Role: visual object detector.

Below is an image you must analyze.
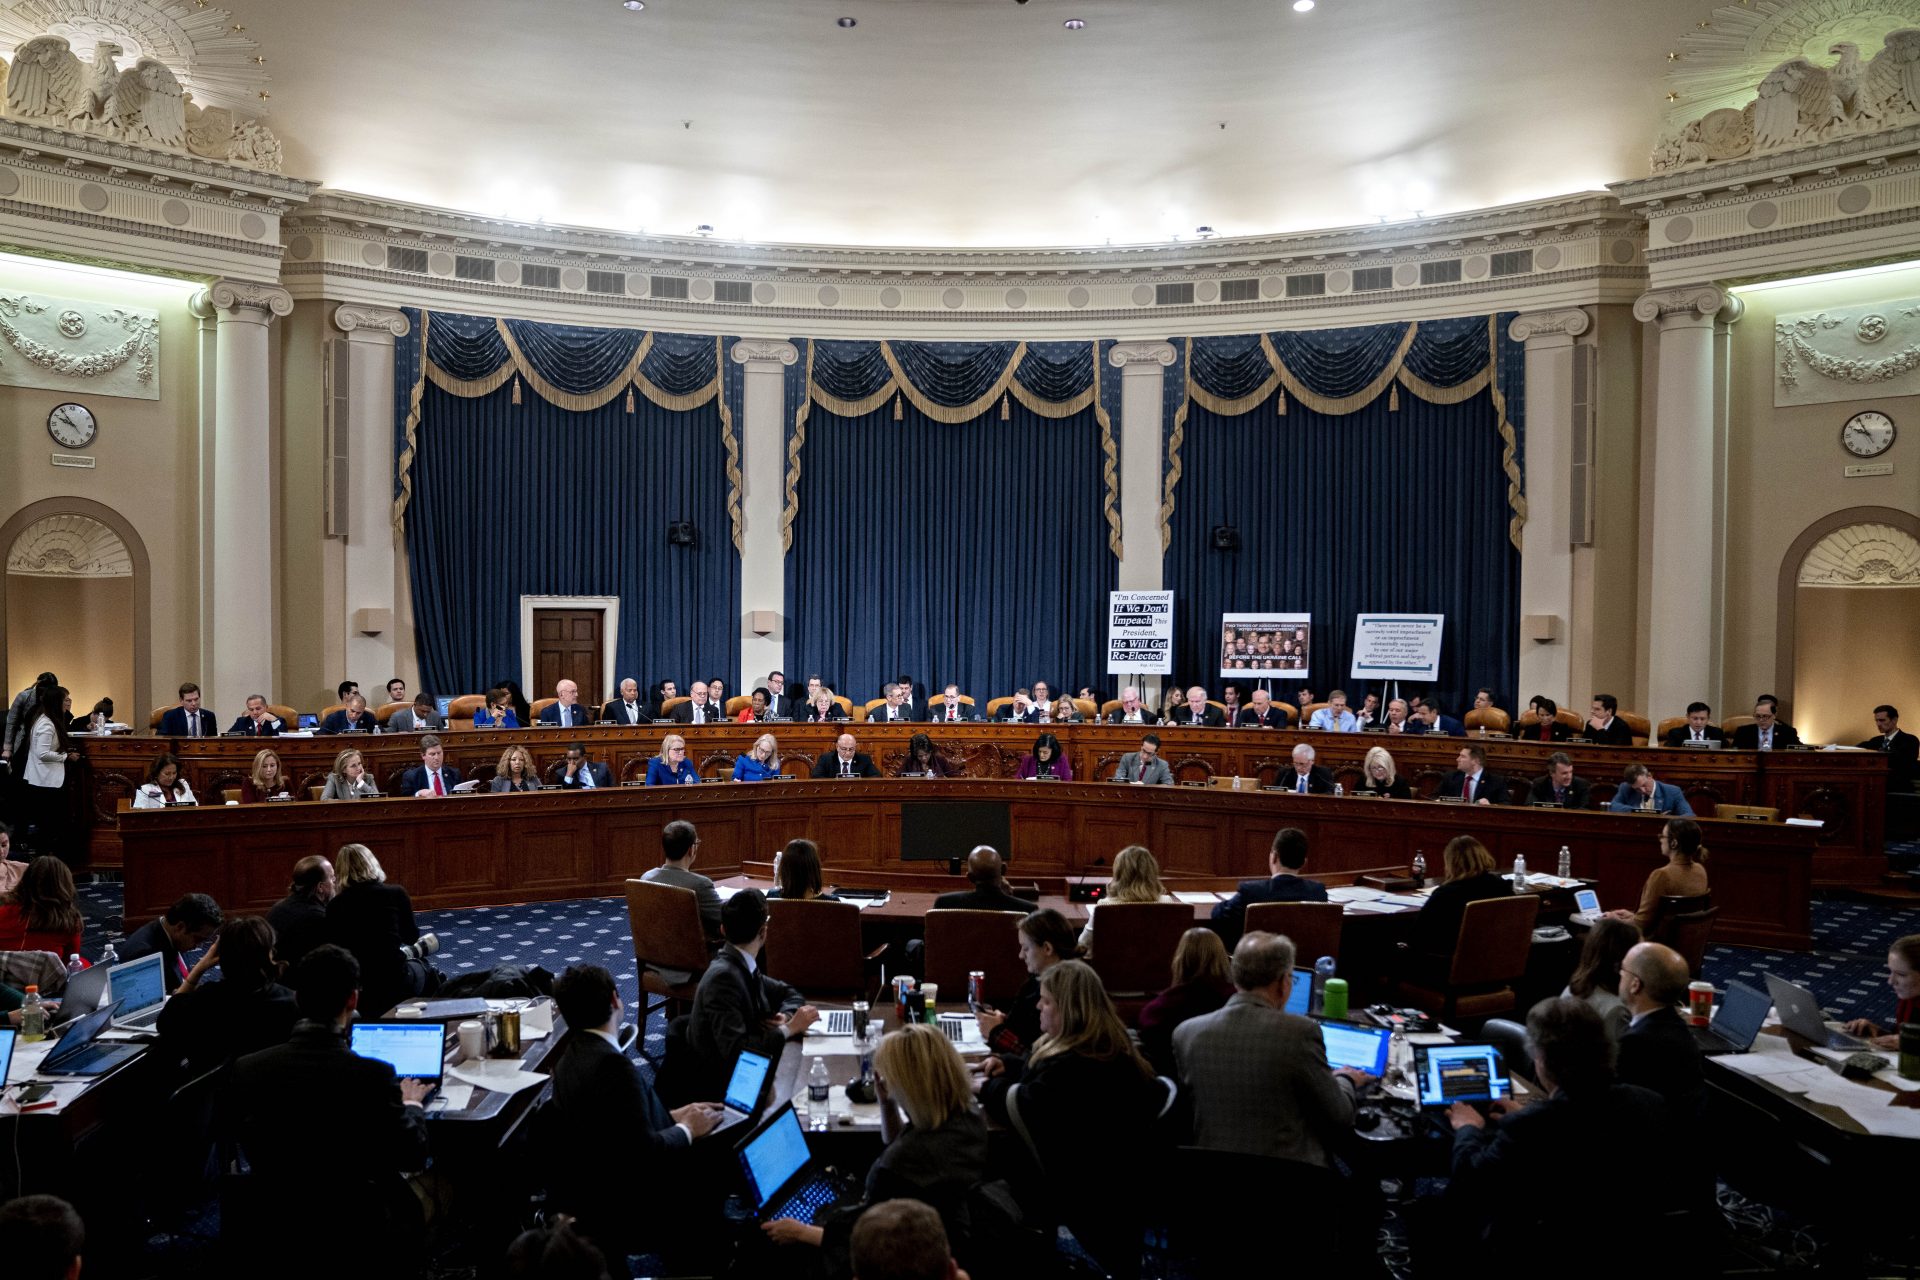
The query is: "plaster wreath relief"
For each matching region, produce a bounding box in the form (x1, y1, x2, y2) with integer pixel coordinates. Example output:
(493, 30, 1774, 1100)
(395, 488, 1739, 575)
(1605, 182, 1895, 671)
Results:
(1773, 298, 1920, 405)
(0, 292, 160, 399)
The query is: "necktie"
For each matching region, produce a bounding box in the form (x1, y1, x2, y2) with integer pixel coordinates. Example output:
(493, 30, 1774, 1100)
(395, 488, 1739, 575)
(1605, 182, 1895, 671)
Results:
(948, 705, 956, 721)
(841, 759, 851, 778)
(1762, 728, 1771, 750)
(189, 713, 198, 738)
(1693, 731, 1701, 742)
(432, 770, 445, 796)
(581, 766, 594, 789)
(1297, 774, 1307, 794)
(1463, 775, 1474, 801)
(1557, 788, 1567, 805)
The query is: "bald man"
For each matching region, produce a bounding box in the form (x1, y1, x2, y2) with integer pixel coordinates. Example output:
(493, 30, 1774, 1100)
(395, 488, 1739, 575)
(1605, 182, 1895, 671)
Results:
(810, 733, 879, 779)
(1615, 942, 1703, 1113)
(1166, 686, 1225, 727)
(538, 679, 590, 728)
(933, 845, 1037, 913)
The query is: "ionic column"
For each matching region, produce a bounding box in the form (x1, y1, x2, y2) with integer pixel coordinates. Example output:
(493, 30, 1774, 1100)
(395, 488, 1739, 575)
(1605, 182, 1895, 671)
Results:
(731, 339, 801, 686)
(1633, 284, 1742, 721)
(332, 304, 413, 691)
(1108, 341, 1177, 593)
(1508, 308, 1592, 706)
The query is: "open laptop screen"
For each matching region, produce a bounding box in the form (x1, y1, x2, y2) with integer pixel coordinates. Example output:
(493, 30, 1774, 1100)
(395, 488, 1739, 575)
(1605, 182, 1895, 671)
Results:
(1321, 1023, 1392, 1075)
(1711, 981, 1771, 1049)
(349, 1023, 447, 1081)
(1284, 968, 1313, 1017)
(1412, 1043, 1512, 1105)
(726, 1050, 772, 1114)
(0, 1028, 14, 1082)
(740, 1105, 811, 1210)
(109, 953, 166, 1018)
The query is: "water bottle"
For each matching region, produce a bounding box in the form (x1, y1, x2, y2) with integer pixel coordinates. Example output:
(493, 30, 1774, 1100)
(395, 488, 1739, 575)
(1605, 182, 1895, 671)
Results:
(1385, 1025, 1411, 1090)
(1312, 956, 1336, 1014)
(19, 985, 45, 1042)
(806, 1057, 831, 1131)
(1411, 850, 1427, 884)
(1333, 782, 1344, 797)
(1513, 851, 1528, 883)
(98, 940, 119, 970)
(1556, 845, 1572, 880)
(65, 954, 85, 977)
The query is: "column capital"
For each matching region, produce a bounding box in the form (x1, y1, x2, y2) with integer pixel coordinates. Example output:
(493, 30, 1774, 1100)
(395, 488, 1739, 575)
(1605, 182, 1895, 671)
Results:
(332, 303, 412, 339)
(1508, 307, 1591, 344)
(1108, 340, 1176, 370)
(1632, 284, 1743, 327)
(194, 279, 294, 324)
(729, 338, 800, 367)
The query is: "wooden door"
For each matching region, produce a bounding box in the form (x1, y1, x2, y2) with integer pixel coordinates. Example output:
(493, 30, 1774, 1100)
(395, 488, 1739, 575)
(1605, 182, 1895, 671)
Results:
(532, 609, 604, 707)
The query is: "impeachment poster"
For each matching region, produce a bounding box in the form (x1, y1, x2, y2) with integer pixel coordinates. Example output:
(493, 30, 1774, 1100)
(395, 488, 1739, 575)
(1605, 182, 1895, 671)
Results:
(1108, 592, 1174, 674)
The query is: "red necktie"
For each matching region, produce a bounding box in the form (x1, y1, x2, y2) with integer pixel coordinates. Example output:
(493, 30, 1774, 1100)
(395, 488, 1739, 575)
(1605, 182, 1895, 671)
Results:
(1463, 775, 1474, 801)
(432, 770, 445, 796)
(948, 705, 955, 721)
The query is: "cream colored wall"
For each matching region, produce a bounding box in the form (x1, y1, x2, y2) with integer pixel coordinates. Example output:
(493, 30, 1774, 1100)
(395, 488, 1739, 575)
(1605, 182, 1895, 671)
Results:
(1793, 585, 1920, 745)
(6, 574, 134, 716)
(0, 255, 204, 718)
(1725, 264, 1920, 727)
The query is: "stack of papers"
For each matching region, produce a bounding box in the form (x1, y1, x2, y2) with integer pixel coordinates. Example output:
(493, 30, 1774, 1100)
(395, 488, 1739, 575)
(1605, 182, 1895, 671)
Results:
(1343, 900, 1404, 914)
(1328, 886, 1382, 904)
(1173, 891, 1224, 905)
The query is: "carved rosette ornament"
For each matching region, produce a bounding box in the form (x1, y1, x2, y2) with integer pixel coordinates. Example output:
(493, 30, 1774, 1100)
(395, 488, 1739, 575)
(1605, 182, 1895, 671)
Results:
(332, 303, 412, 338)
(729, 338, 800, 366)
(1772, 297, 1920, 404)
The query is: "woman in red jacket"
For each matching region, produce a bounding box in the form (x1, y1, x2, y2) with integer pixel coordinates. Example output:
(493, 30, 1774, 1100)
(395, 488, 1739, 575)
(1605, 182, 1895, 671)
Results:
(0, 855, 85, 960)
(1844, 933, 1920, 1050)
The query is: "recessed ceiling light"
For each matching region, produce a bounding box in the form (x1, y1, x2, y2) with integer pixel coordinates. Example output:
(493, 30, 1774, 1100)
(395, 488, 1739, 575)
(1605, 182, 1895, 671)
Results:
(837, 15, 856, 26)
(1063, 17, 1085, 28)
(622, 1, 644, 10)
(1293, 0, 1314, 10)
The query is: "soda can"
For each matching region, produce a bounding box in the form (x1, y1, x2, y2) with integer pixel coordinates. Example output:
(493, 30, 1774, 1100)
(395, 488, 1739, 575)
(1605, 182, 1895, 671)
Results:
(968, 970, 986, 1010)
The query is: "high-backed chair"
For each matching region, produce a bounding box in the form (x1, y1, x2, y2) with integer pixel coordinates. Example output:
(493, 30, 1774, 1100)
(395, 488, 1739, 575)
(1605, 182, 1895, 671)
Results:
(1464, 707, 1511, 734)
(1654, 902, 1718, 978)
(307, 785, 326, 801)
(267, 703, 300, 725)
(924, 909, 1025, 1007)
(927, 693, 976, 719)
(1098, 699, 1123, 721)
(623, 878, 713, 1058)
(764, 898, 884, 998)
(831, 695, 854, 719)
(1244, 901, 1344, 965)
(658, 696, 690, 719)
(1654, 716, 1686, 743)
(859, 698, 886, 722)
(446, 694, 487, 726)
(1086, 902, 1193, 1013)
(1721, 714, 1757, 737)
(373, 701, 407, 725)
(149, 705, 174, 730)
(984, 696, 1016, 721)
(723, 695, 753, 718)
(1071, 698, 1096, 721)
(1299, 701, 1329, 726)
(317, 702, 347, 724)
(1620, 712, 1651, 746)
(1391, 895, 1540, 1025)
(528, 697, 559, 722)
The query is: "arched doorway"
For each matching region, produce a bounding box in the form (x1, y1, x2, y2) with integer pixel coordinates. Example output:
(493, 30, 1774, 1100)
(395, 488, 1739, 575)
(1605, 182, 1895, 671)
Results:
(1778, 509, 1920, 746)
(0, 498, 152, 722)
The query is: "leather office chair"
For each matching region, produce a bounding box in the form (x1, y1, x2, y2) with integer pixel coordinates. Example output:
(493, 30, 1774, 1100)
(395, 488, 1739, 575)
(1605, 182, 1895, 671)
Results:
(1244, 900, 1344, 964)
(1555, 709, 1585, 734)
(764, 897, 885, 998)
(658, 696, 690, 719)
(373, 701, 408, 725)
(926, 693, 976, 720)
(832, 695, 854, 719)
(446, 694, 487, 726)
(984, 696, 1017, 721)
(1086, 901, 1193, 1018)
(317, 702, 346, 722)
(529, 697, 560, 721)
(1299, 701, 1330, 726)
(1464, 707, 1511, 734)
(723, 694, 753, 717)
(859, 698, 886, 722)
(149, 704, 174, 730)
(268, 703, 300, 724)
(1654, 715, 1687, 743)
(1659, 905, 1718, 978)
(1721, 714, 1757, 737)
(924, 909, 1025, 1007)
(1620, 712, 1652, 746)
(623, 878, 713, 1061)
(307, 785, 326, 801)
(1392, 894, 1540, 1025)
(1072, 697, 1097, 721)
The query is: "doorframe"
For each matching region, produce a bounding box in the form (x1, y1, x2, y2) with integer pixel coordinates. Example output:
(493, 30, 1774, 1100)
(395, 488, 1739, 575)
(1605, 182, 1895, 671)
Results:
(1, 496, 152, 719)
(520, 595, 619, 706)
(1774, 505, 1920, 716)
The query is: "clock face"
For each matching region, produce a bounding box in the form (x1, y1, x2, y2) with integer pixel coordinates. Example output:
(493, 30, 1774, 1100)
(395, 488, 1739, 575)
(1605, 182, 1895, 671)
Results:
(1842, 410, 1895, 458)
(47, 402, 96, 450)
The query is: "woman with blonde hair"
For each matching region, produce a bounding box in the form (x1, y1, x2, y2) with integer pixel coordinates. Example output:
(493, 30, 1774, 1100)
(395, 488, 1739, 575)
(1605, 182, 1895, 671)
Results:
(240, 749, 291, 803)
(491, 744, 540, 792)
(1412, 834, 1514, 968)
(1077, 844, 1172, 955)
(731, 732, 781, 782)
(1353, 745, 1412, 799)
(1137, 927, 1234, 1074)
(647, 733, 700, 785)
(325, 842, 438, 1014)
(320, 748, 379, 800)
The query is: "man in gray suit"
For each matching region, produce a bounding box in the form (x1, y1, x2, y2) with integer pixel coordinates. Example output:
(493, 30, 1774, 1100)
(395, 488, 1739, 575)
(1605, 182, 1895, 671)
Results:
(1112, 733, 1174, 785)
(387, 694, 445, 733)
(640, 820, 723, 981)
(1173, 931, 1367, 1166)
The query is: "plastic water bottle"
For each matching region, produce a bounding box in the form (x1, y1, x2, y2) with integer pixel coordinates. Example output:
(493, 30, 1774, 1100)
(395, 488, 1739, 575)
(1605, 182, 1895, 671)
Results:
(1385, 1025, 1411, 1090)
(65, 954, 85, 977)
(806, 1057, 831, 1131)
(19, 985, 45, 1042)
(1333, 782, 1344, 797)
(1411, 850, 1427, 884)
(1513, 851, 1528, 883)
(98, 940, 119, 970)
(1557, 845, 1572, 880)
(1312, 956, 1336, 1014)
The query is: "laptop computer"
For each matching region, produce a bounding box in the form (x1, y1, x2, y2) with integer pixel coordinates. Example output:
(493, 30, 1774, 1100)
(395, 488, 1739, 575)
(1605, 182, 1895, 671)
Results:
(107, 952, 168, 1031)
(1320, 1022, 1392, 1075)
(1570, 888, 1605, 928)
(1411, 1042, 1513, 1108)
(55, 961, 111, 1024)
(349, 1022, 448, 1101)
(1764, 974, 1868, 1051)
(1692, 980, 1772, 1055)
(0, 1027, 14, 1087)
(39, 1002, 144, 1077)
(298, 713, 321, 730)
(816, 1009, 856, 1037)
(707, 1050, 773, 1138)
(1285, 967, 1313, 1017)
(736, 1102, 846, 1225)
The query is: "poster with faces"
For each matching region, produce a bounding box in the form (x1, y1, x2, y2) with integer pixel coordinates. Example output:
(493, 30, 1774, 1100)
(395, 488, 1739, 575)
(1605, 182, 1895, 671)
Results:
(1220, 613, 1310, 678)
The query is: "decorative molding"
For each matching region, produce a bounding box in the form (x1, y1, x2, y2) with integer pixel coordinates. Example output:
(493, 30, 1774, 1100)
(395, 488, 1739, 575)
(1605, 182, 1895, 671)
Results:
(203, 278, 291, 319)
(1774, 296, 1920, 404)
(1632, 284, 1744, 325)
(728, 338, 798, 366)
(0, 289, 158, 398)
(5, 513, 131, 577)
(1108, 340, 1177, 368)
(1508, 307, 1592, 342)
(1797, 521, 1920, 587)
(331, 303, 411, 337)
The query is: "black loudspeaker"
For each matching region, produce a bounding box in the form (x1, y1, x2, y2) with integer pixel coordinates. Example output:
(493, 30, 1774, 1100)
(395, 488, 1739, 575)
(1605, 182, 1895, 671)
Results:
(666, 520, 697, 546)
(1210, 524, 1241, 551)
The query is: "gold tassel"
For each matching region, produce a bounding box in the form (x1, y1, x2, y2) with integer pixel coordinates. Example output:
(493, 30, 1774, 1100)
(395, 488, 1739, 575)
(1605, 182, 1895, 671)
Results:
(512, 375, 522, 406)
(1275, 388, 1286, 416)
(1389, 383, 1400, 412)
(1000, 393, 1010, 421)
(625, 385, 636, 414)
(893, 392, 903, 421)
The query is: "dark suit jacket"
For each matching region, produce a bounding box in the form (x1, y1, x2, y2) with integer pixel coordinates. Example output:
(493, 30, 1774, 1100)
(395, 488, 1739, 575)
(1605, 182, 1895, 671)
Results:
(230, 1020, 429, 1185)
(159, 706, 218, 737)
(999, 705, 1040, 723)
(1211, 873, 1330, 944)
(1860, 728, 1919, 791)
(156, 978, 299, 1078)
(1414, 872, 1514, 959)
(1527, 775, 1592, 809)
(1106, 707, 1160, 725)
(1237, 706, 1288, 729)
(1732, 721, 1802, 750)
(1272, 765, 1335, 795)
(929, 701, 981, 723)
(601, 698, 650, 726)
(868, 703, 917, 725)
(539, 702, 595, 728)
(1438, 769, 1508, 805)
(1520, 719, 1572, 744)
(685, 945, 803, 1089)
(762, 691, 800, 720)
(320, 709, 379, 734)
(1662, 725, 1726, 747)
(398, 763, 462, 796)
(557, 761, 613, 789)
(1582, 717, 1636, 746)
(1408, 715, 1466, 737)
(326, 880, 423, 1016)
(812, 751, 879, 778)
(546, 1029, 691, 1247)
(266, 894, 331, 975)
(1166, 705, 1226, 727)
(804, 703, 850, 723)
(669, 700, 724, 726)
(1615, 1005, 1704, 1114)
(932, 884, 1037, 913)
(1352, 776, 1413, 799)
(227, 714, 283, 737)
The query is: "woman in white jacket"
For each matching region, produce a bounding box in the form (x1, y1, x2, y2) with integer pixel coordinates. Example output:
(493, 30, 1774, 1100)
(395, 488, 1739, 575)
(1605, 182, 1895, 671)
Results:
(22, 684, 79, 860)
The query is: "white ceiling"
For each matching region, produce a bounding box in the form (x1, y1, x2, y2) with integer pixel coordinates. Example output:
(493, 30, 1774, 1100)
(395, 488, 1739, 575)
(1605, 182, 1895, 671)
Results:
(242, 0, 1720, 247)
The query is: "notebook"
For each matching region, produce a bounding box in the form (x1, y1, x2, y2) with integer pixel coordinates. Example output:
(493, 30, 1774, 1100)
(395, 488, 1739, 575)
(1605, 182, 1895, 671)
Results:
(39, 1002, 144, 1077)
(737, 1103, 845, 1225)
(1692, 980, 1771, 1055)
(1411, 1042, 1513, 1107)
(107, 952, 168, 1030)
(56, 961, 111, 1023)
(708, 1050, 773, 1138)
(349, 1022, 448, 1100)
(1320, 1022, 1392, 1075)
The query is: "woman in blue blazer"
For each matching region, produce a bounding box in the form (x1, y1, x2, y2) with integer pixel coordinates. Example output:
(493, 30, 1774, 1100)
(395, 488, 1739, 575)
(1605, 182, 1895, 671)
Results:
(732, 733, 782, 782)
(646, 734, 701, 785)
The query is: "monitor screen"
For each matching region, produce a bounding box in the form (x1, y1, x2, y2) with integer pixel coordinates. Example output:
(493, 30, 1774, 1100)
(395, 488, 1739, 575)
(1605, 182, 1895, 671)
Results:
(434, 696, 453, 717)
(0, 1028, 15, 1082)
(899, 801, 1012, 864)
(726, 1050, 772, 1114)
(1284, 967, 1313, 1017)
(349, 1023, 447, 1081)
(1412, 1043, 1512, 1105)
(298, 713, 320, 729)
(739, 1105, 811, 1208)
(109, 953, 166, 1015)
(1320, 1023, 1392, 1075)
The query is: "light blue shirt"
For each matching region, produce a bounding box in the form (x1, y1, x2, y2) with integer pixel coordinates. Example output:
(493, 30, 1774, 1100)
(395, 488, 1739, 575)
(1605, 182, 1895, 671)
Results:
(1308, 708, 1358, 732)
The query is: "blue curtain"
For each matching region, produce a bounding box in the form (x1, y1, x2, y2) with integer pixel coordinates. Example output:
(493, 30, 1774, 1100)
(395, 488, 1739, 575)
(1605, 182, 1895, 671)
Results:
(785, 399, 1116, 703)
(404, 381, 739, 698)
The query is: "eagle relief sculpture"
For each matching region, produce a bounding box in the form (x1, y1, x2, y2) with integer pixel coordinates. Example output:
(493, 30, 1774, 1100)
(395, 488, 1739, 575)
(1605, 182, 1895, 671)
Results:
(0, 33, 282, 173)
(1652, 31, 1920, 173)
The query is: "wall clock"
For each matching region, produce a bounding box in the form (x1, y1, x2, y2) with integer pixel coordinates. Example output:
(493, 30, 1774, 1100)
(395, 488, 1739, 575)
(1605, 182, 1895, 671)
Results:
(47, 402, 97, 450)
(1841, 410, 1894, 458)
